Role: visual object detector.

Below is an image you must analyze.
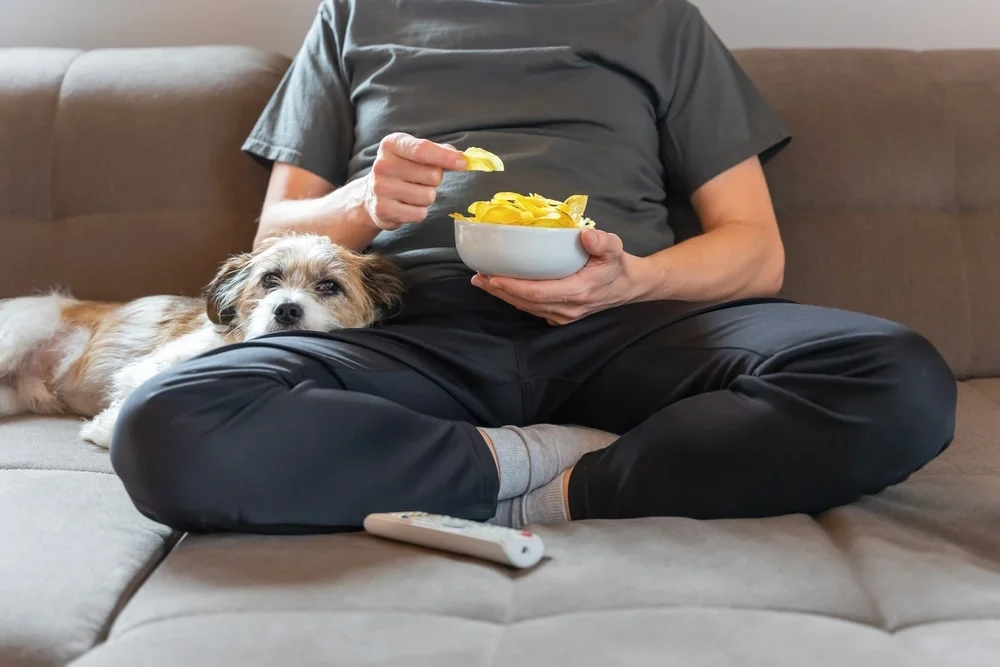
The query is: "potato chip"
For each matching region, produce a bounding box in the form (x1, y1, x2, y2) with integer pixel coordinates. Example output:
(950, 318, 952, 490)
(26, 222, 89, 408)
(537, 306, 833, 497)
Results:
(450, 191, 597, 229)
(462, 147, 505, 172)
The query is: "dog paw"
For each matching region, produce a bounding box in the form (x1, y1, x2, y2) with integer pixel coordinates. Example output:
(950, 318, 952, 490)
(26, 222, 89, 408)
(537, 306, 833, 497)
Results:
(80, 411, 116, 449)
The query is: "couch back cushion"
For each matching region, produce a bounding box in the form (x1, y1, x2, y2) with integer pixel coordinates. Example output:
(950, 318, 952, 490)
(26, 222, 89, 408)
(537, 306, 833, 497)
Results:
(1, 47, 997, 379)
(737, 49, 1000, 379)
(0, 46, 290, 303)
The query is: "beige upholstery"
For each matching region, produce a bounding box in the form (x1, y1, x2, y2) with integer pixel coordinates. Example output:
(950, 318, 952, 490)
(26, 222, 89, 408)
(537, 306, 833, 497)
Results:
(0, 46, 287, 302)
(0, 45, 998, 666)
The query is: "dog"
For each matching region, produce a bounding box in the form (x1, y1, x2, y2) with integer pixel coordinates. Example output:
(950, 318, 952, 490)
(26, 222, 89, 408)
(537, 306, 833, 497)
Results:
(0, 233, 403, 448)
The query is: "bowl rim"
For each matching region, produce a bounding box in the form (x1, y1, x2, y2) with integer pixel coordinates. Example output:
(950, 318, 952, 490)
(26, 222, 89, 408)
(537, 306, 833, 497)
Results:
(453, 218, 588, 235)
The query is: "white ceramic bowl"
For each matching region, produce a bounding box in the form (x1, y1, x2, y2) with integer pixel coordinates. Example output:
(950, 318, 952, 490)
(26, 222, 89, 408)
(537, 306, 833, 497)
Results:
(454, 218, 590, 280)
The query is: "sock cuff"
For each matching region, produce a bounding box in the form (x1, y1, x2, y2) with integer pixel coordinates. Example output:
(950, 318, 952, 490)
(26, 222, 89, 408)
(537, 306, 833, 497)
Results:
(481, 426, 530, 500)
(524, 472, 570, 525)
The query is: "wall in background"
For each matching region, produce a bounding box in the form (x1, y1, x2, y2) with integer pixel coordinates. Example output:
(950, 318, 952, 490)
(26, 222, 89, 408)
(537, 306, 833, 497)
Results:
(695, 0, 1000, 49)
(1, 0, 999, 55)
(0, 0, 318, 55)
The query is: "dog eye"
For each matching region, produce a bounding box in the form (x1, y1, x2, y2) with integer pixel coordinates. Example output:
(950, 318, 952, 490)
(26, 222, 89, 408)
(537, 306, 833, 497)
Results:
(316, 280, 342, 295)
(261, 272, 281, 289)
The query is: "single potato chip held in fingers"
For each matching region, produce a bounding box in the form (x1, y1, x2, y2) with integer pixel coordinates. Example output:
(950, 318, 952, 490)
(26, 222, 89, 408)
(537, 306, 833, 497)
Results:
(462, 147, 505, 172)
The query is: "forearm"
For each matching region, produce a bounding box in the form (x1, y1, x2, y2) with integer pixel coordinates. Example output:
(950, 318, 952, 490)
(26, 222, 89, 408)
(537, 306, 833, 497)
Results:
(628, 222, 785, 304)
(254, 178, 380, 252)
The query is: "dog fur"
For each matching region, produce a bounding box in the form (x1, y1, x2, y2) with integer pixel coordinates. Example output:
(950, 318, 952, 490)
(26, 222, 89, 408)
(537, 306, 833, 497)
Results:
(0, 233, 403, 448)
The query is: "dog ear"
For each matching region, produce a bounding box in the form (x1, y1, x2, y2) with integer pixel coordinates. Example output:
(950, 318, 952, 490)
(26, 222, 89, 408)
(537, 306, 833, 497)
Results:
(359, 254, 404, 320)
(203, 252, 252, 326)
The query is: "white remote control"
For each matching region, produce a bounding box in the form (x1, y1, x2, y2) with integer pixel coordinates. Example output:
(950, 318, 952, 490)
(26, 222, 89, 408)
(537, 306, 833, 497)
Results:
(363, 511, 545, 569)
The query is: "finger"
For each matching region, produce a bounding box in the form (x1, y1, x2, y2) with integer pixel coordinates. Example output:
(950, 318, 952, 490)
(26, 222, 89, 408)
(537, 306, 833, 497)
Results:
(381, 132, 466, 170)
(473, 277, 578, 320)
(581, 229, 625, 258)
(487, 274, 588, 305)
(372, 177, 438, 208)
(370, 198, 429, 228)
(474, 277, 548, 314)
(373, 152, 445, 187)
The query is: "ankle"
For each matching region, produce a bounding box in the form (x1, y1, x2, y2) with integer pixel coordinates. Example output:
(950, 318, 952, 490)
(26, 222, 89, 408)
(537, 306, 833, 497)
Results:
(477, 428, 500, 475)
(562, 466, 574, 521)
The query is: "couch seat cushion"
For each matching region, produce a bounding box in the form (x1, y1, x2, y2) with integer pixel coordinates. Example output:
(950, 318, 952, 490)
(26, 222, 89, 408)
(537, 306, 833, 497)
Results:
(1, 415, 113, 474)
(66, 380, 1000, 666)
(0, 416, 176, 667)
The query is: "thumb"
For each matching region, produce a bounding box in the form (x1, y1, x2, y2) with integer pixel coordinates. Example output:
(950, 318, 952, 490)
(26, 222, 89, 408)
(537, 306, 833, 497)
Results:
(581, 229, 624, 258)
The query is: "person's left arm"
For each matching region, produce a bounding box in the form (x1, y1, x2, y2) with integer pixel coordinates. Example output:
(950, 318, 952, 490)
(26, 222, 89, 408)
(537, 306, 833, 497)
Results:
(474, 154, 785, 325)
(475, 5, 790, 325)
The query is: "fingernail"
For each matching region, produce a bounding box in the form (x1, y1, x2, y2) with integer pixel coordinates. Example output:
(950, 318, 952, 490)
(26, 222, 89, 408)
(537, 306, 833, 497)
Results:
(454, 156, 467, 170)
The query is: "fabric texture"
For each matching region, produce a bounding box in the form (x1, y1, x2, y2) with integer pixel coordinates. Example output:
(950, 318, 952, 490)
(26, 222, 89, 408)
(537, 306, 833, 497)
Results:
(0, 46, 289, 302)
(0, 416, 114, 474)
(0, 470, 174, 667)
(241, 0, 790, 284)
(0, 43, 999, 667)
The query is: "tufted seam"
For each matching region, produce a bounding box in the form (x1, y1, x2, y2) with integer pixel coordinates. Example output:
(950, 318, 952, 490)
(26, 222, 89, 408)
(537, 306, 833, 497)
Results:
(932, 52, 978, 380)
(48, 50, 84, 223)
(965, 380, 1000, 409)
(0, 465, 114, 475)
(92, 530, 184, 648)
(109, 602, 897, 642)
(106, 605, 1000, 645)
(815, 513, 890, 630)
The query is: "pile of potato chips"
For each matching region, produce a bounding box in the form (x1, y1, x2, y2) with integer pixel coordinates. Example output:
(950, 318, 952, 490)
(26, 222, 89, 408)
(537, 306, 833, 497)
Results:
(450, 192, 597, 229)
(453, 147, 597, 229)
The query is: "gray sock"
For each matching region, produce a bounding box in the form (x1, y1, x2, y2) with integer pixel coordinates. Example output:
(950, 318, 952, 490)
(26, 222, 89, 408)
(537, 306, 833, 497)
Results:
(491, 472, 569, 529)
(481, 424, 616, 501)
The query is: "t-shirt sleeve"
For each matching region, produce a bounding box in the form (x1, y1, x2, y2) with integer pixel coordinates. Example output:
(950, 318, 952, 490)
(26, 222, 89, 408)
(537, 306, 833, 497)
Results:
(658, 7, 792, 197)
(241, 1, 354, 187)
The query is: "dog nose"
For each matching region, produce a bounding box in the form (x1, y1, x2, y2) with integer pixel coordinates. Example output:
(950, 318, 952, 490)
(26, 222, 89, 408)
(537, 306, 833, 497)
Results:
(273, 302, 303, 325)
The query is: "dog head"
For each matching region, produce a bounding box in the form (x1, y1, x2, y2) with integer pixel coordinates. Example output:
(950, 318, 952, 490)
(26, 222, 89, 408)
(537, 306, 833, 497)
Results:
(203, 234, 403, 339)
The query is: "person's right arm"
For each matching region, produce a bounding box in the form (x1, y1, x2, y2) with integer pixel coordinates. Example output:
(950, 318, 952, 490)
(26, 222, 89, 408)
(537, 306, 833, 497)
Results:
(254, 133, 468, 252)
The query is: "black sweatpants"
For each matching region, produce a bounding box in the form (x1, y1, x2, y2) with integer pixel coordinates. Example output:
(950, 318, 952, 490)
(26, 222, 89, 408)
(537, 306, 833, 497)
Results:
(110, 278, 957, 534)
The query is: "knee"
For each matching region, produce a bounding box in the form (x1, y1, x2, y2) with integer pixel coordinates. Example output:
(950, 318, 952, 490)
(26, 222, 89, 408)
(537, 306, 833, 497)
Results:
(862, 326, 957, 483)
(109, 362, 247, 530)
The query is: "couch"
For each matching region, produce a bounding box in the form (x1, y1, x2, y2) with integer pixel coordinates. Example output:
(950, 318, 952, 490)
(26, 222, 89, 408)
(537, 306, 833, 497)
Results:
(1, 44, 999, 667)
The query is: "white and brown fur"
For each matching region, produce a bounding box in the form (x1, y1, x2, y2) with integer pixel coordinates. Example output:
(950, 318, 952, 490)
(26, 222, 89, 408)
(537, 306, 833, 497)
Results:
(0, 233, 403, 448)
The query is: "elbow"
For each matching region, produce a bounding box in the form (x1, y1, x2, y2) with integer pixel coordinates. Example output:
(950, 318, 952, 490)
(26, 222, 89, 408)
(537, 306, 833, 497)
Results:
(253, 207, 286, 250)
(766, 263, 785, 296)
(753, 235, 786, 298)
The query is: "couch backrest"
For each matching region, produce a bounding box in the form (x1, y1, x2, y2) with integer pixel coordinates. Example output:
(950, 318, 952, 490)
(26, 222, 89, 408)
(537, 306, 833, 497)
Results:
(0, 46, 290, 302)
(739, 49, 1000, 380)
(1, 47, 997, 379)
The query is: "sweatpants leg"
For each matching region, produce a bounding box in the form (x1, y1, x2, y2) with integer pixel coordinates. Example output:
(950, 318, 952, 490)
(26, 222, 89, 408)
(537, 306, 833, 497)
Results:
(525, 299, 958, 521)
(109, 327, 521, 534)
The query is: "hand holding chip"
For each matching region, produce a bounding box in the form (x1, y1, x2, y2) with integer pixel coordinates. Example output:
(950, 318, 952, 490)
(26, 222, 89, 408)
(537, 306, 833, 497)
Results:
(364, 132, 469, 231)
(472, 229, 646, 326)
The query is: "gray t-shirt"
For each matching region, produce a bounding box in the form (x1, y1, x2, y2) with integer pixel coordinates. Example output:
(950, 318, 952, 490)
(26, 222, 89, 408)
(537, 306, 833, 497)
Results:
(242, 0, 791, 284)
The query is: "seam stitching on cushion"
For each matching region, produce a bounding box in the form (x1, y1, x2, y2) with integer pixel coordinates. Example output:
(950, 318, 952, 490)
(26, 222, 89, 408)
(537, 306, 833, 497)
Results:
(964, 380, 1000, 409)
(49, 50, 84, 222)
(894, 616, 1000, 634)
(816, 514, 892, 632)
(942, 64, 977, 381)
(92, 531, 185, 649)
(0, 465, 114, 475)
(108, 603, 905, 642)
(12, 206, 264, 225)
